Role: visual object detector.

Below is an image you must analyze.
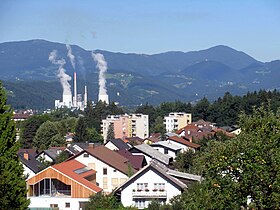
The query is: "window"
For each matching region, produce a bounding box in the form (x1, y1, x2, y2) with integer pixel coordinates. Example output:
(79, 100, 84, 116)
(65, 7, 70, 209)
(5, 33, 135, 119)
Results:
(137, 183, 148, 191)
(103, 168, 107, 175)
(164, 148, 168, 154)
(154, 183, 165, 191)
(113, 169, 117, 172)
(135, 199, 145, 208)
(50, 204, 58, 208)
(83, 153, 89, 158)
(103, 177, 108, 189)
(65, 202, 70, 208)
(112, 178, 119, 189)
(88, 163, 95, 170)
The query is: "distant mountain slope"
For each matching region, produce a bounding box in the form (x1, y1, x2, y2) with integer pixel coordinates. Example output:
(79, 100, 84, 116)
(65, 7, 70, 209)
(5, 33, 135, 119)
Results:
(0, 39, 279, 109)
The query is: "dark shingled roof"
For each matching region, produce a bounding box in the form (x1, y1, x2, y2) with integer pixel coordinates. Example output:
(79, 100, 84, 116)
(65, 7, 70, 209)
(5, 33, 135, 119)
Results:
(18, 152, 45, 174)
(117, 150, 146, 170)
(106, 138, 130, 150)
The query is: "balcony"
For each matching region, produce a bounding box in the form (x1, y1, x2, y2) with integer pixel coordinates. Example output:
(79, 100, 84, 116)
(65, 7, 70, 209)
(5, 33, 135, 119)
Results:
(132, 189, 167, 198)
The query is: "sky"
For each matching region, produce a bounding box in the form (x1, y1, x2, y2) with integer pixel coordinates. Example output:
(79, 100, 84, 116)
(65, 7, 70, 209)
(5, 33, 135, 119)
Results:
(0, 0, 279, 62)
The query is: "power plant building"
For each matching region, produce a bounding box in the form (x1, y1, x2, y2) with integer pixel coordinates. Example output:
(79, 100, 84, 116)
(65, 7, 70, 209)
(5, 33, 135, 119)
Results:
(54, 72, 88, 110)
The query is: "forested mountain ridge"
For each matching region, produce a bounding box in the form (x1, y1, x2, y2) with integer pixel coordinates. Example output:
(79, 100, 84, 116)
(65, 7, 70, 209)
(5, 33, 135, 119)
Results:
(0, 39, 279, 109)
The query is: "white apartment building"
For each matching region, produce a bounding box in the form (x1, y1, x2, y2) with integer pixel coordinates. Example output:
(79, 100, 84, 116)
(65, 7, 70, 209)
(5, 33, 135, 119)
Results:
(164, 112, 192, 132)
(102, 114, 149, 142)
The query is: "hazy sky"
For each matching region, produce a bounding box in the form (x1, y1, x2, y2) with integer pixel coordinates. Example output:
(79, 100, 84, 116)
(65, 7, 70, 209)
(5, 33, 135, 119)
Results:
(0, 0, 279, 61)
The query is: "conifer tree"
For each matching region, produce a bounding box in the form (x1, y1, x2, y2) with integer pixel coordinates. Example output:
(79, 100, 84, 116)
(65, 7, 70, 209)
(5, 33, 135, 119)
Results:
(106, 123, 115, 142)
(0, 82, 30, 209)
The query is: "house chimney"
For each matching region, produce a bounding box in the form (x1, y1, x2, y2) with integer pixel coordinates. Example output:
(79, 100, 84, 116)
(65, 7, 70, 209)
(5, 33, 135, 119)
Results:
(88, 143, 94, 149)
(189, 137, 192, 143)
(24, 153, 29, 160)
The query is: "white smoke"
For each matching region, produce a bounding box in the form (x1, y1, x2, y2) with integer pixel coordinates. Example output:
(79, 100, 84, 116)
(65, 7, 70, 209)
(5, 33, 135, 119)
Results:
(92, 52, 107, 95)
(66, 44, 75, 69)
(49, 50, 72, 95)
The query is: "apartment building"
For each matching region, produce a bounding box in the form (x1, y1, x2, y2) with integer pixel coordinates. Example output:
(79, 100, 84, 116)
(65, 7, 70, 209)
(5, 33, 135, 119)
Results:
(102, 114, 149, 143)
(164, 112, 192, 132)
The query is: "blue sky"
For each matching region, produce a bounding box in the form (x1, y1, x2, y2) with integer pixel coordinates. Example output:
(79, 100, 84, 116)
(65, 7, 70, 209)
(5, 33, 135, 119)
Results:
(0, 0, 279, 61)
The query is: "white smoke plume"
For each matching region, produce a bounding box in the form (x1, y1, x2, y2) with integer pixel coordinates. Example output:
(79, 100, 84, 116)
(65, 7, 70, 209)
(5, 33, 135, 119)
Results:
(66, 44, 75, 69)
(49, 50, 72, 95)
(92, 52, 107, 95)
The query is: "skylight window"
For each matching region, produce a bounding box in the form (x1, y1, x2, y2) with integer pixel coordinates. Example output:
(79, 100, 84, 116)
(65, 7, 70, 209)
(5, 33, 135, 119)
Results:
(74, 167, 91, 174)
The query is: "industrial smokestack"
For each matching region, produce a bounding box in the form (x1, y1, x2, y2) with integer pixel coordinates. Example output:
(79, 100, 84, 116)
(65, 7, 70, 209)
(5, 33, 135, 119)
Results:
(73, 72, 77, 107)
(84, 85, 88, 108)
(49, 50, 72, 108)
(91, 52, 109, 104)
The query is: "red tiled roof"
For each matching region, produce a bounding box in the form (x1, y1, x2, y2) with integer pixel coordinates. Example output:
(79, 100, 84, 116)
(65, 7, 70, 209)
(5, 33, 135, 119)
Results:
(52, 159, 102, 193)
(168, 136, 201, 149)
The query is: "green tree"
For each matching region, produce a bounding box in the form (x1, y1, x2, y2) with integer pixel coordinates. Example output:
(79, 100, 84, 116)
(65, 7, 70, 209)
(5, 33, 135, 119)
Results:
(182, 106, 280, 209)
(19, 114, 51, 148)
(86, 193, 121, 210)
(75, 117, 90, 142)
(106, 123, 115, 141)
(0, 82, 30, 209)
(174, 149, 195, 173)
(55, 150, 70, 164)
(150, 116, 166, 136)
(33, 120, 63, 150)
(87, 127, 104, 143)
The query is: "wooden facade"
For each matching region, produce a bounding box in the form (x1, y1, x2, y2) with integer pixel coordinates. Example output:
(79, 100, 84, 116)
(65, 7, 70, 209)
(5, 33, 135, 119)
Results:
(27, 167, 97, 198)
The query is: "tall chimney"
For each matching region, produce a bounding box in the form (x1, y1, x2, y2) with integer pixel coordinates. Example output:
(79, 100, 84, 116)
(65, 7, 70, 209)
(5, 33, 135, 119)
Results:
(24, 153, 29, 160)
(74, 72, 77, 107)
(84, 85, 87, 108)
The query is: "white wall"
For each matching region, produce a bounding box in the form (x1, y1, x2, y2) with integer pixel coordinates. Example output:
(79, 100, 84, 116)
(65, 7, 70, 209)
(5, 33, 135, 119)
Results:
(75, 153, 128, 193)
(168, 140, 195, 152)
(151, 146, 177, 159)
(121, 168, 182, 209)
(28, 196, 89, 210)
(37, 153, 54, 163)
(22, 164, 35, 179)
(105, 142, 119, 151)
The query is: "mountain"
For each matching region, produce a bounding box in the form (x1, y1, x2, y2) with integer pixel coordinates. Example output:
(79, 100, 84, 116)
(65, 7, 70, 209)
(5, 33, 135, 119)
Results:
(0, 39, 279, 109)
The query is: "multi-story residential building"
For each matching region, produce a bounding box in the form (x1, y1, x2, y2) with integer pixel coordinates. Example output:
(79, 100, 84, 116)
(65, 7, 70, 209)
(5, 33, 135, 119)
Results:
(102, 114, 149, 143)
(164, 112, 192, 132)
(102, 115, 129, 142)
(128, 114, 149, 139)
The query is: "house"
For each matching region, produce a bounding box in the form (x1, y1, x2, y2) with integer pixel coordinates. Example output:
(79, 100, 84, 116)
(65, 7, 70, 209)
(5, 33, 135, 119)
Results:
(117, 150, 147, 170)
(67, 145, 136, 193)
(150, 141, 182, 159)
(26, 159, 102, 210)
(105, 138, 131, 151)
(114, 160, 195, 209)
(129, 144, 172, 166)
(124, 136, 145, 146)
(36, 147, 66, 164)
(167, 136, 201, 152)
(18, 150, 45, 179)
(176, 124, 214, 142)
(65, 142, 101, 155)
(144, 133, 162, 144)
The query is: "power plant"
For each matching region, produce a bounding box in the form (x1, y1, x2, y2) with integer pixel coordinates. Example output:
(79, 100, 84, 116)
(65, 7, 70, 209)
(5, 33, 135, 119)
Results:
(52, 45, 110, 110)
(54, 71, 88, 110)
